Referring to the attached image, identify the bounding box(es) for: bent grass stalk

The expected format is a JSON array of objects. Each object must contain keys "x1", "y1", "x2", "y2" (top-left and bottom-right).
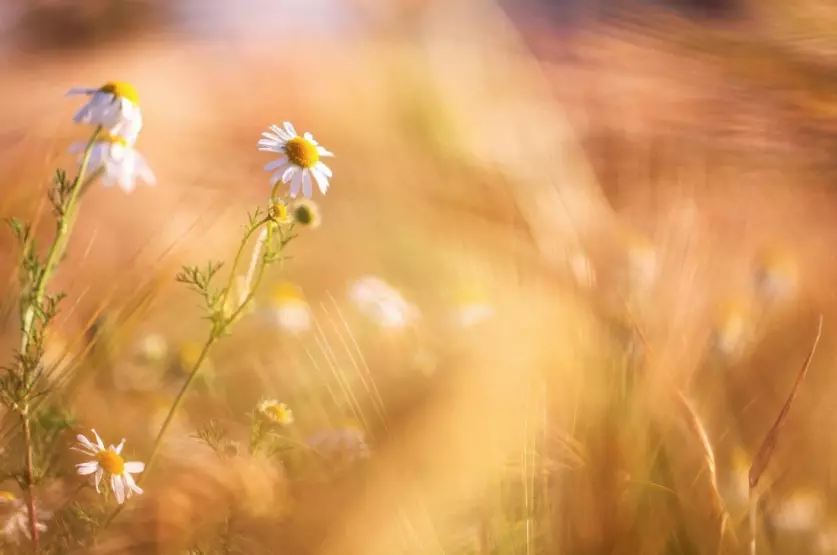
[{"x1": 17, "y1": 125, "x2": 102, "y2": 550}]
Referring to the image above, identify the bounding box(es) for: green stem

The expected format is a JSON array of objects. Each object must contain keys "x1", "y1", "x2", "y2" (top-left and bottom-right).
[
  {"x1": 101, "y1": 220, "x2": 274, "y2": 531},
  {"x1": 18, "y1": 125, "x2": 102, "y2": 553}
]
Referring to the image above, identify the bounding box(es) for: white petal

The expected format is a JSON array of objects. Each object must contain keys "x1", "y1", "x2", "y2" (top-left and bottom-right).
[
  {"x1": 303, "y1": 132, "x2": 319, "y2": 145},
  {"x1": 94, "y1": 468, "x2": 104, "y2": 492},
  {"x1": 283, "y1": 122, "x2": 297, "y2": 137},
  {"x1": 290, "y1": 170, "x2": 303, "y2": 197},
  {"x1": 316, "y1": 147, "x2": 334, "y2": 157},
  {"x1": 76, "y1": 461, "x2": 99, "y2": 475},
  {"x1": 302, "y1": 170, "x2": 313, "y2": 198},
  {"x1": 264, "y1": 156, "x2": 288, "y2": 171},
  {"x1": 76, "y1": 434, "x2": 97, "y2": 451},
  {"x1": 124, "y1": 461, "x2": 145, "y2": 473},
  {"x1": 91, "y1": 429, "x2": 106, "y2": 450},
  {"x1": 114, "y1": 439, "x2": 125, "y2": 455},
  {"x1": 314, "y1": 162, "x2": 333, "y2": 178},
  {"x1": 111, "y1": 475, "x2": 126, "y2": 504},
  {"x1": 124, "y1": 472, "x2": 143, "y2": 495},
  {"x1": 311, "y1": 167, "x2": 330, "y2": 195},
  {"x1": 281, "y1": 166, "x2": 296, "y2": 184},
  {"x1": 270, "y1": 124, "x2": 292, "y2": 141},
  {"x1": 66, "y1": 87, "x2": 96, "y2": 96}
]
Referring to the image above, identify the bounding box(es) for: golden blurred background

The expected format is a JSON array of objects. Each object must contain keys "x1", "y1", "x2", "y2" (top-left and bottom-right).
[{"x1": 3, "y1": 0, "x2": 837, "y2": 554}]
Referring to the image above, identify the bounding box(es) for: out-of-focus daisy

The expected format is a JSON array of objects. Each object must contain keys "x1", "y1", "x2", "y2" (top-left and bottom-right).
[
  {"x1": 754, "y1": 248, "x2": 797, "y2": 302},
  {"x1": 452, "y1": 285, "x2": 494, "y2": 328},
  {"x1": 257, "y1": 400, "x2": 294, "y2": 426},
  {"x1": 816, "y1": 519, "x2": 837, "y2": 554},
  {"x1": 568, "y1": 250, "x2": 596, "y2": 290},
  {"x1": 73, "y1": 429, "x2": 144, "y2": 505},
  {"x1": 306, "y1": 422, "x2": 370, "y2": 461},
  {"x1": 68, "y1": 133, "x2": 155, "y2": 193},
  {"x1": 711, "y1": 299, "x2": 753, "y2": 360},
  {"x1": 0, "y1": 491, "x2": 50, "y2": 544},
  {"x1": 292, "y1": 198, "x2": 322, "y2": 229},
  {"x1": 770, "y1": 489, "x2": 825, "y2": 532},
  {"x1": 134, "y1": 333, "x2": 169, "y2": 366},
  {"x1": 66, "y1": 81, "x2": 143, "y2": 142},
  {"x1": 625, "y1": 235, "x2": 658, "y2": 295},
  {"x1": 258, "y1": 121, "x2": 334, "y2": 198},
  {"x1": 349, "y1": 276, "x2": 420, "y2": 330},
  {"x1": 263, "y1": 281, "x2": 312, "y2": 334}
]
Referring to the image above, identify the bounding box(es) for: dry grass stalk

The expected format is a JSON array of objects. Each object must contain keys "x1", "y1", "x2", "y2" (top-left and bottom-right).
[{"x1": 748, "y1": 314, "x2": 824, "y2": 555}]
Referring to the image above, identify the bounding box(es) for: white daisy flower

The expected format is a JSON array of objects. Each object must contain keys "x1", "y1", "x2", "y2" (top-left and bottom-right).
[
  {"x1": 770, "y1": 489, "x2": 825, "y2": 532},
  {"x1": 0, "y1": 492, "x2": 50, "y2": 544},
  {"x1": 66, "y1": 81, "x2": 143, "y2": 143},
  {"x1": 69, "y1": 133, "x2": 155, "y2": 193},
  {"x1": 258, "y1": 121, "x2": 334, "y2": 198},
  {"x1": 263, "y1": 282, "x2": 312, "y2": 334},
  {"x1": 257, "y1": 400, "x2": 294, "y2": 426},
  {"x1": 349, "y1": 276, "x2": 420, "y2": 330},
  {"x1": 73, "y1": 429, "x2": 145, "y2": 505}
]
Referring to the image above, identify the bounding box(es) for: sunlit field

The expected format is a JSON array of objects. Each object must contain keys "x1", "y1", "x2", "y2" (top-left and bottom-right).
[{"x1": 2, "y1": 1, "x2": 837, "y2": 554}]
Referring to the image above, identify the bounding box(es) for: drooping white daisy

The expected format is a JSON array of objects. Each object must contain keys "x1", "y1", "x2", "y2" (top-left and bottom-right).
[
  {"x1": 349, "y1": 276, "x2": 420, "y2": 330},
  {"x1": 66, "y1": 81, "x2": 143, "y2": 143},
  {"x1": 73, "y1": 429, "x2": 145, "y2": 505},
  {"x1": 258, "y1": 121, "x2": 334, "y2": 198},
  {"x1": 0, "y1": 492, "x2": 50, "y2": 544},
  {"x1": 68, "y1": 133, "x2": 155, "y2": 193}
]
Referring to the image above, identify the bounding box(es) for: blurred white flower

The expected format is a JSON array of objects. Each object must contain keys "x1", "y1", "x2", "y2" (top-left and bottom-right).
[
  {"x1": 134, "y1": 333, "x2": 169, "y2": 366},
  {"x1": 626, "y1": 236, "x2": 658, "y2": 294},
  {"x1": 349, "y1": 276, "x2": 419, "y2": 330},
  {"x1": 258, "y1": 121, "x2": 334, "y2": 198},
  {"x1": 73, "y1": 429, "x2": 145, "y2": 505},
  {"x1": 0, "y1": 492, "x2": 50, "y2": 544},
  {"x1": 771, "y1": 489, "x2": 824, "y2": 532},
  {"x1": 263, "y1": 282, "x2": 312, "y2": 334},
  {"x1": 711, "y1": 300, "x2": 752, "y2": 360},
  {"x1": 568, "y1": 250, "x2": 596, "y2": 290},
  {"x1": 452, "y1": 286, "x2": 493, "y2": 328},
  {"x1": 68, "y1": 134, "x2": 155, "y2": 193},
  {"x1": 817, "y1": 520, "x2": 837, "y2": 554},
  {"x1": 257, "y1": 400, "x2": 294, "y2": 426},
  {"x1": 306, "y1": 424, "x2": 370, "y2": 461},
  {"x1": 754, "y1": 249, "x2": 797, "y2": 302},
  {"x1": 66, "y1": 81, "x2": 143, "y2": 142}
]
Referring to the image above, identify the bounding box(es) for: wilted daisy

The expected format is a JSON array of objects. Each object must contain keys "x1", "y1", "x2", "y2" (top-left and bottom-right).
[
  {"x1": 69, "y1": 133, "x2": 155, "y2": 193},
  {"x1": 292, "y1": 198, "x2": 322, "y2": 229},
  {"x1": 257, "y1": 400, "x2": 294, "y2": 426},
  {"x1": 66, "y1": 81, "x2": 143, "y2": 142},
  {"x1": 264, "y1": 281, "x2": 311, "y2": 334},
  {"x1": 73, "y1": 429, "x2": 144, "y2": 505},
  {"x1": 770, "y1": 489, "x2": 825, "y2": 532},
  {"x1": 349, "y1": 276, "x2": 420, "y2": 330},
  {"x1": 258, "y1": 121, "x2": 334, "y2": 198},
  {"x1": 0, "y1": 492, "x2": 50, "y2": 544}
]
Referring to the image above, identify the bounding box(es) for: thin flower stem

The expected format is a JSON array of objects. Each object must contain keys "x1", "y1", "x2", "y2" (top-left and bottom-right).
[
  {"x1": 18, "y1": 124, "x2": 102, "y2": 552},
  {"x1": 102, "y1": 220, "x2": 276, "y2": 531},
  {"x1": 217, "y1": 219, "x2": 270, "y2": 320},
  {"x1": 240, "y1": 228, "x2": 268, "y2": 304}
]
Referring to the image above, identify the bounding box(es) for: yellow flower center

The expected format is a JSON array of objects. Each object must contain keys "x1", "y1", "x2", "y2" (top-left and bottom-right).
[
  {"x1": 100, "y1": 132, "x2": 129, "y2": 147},
  {"x1": 283, "y1": 137, "x2": 319, "y2": 169},
  {"x1": 99, "y1": 81, "x2": 140, "y2": 105},
  {"x1": 271, "y1": 282, "x2": 305, "y2": 305},
  {"x1": 96, "y1": 449, "x2": 125, "y2": 475},
  {"x1": 261, "y1": 402, "x2": 292, "y2": 424},
  {"x1": 271, "y1": 201, "x2": 290, "y2": 222},
  {"x1": 293, "y1": 201, "x2": 320, "y2": 227}
]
